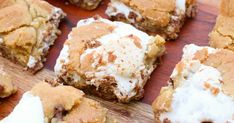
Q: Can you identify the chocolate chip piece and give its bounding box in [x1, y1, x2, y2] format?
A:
[128, 11, 138, 20]
[53, 105, 67, 121]
[163, 118, 171, 123]
[115, 13, 126, 20]
[0, 85, 4, 94]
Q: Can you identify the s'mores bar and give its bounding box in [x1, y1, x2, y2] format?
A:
[209, 0, 234, 51]
[55, 16, 166, 103]
[0, 0, 65, 73]
[105, 0, 197, 40]
[0, 68, 17, 98]
[152, 44, 234, 123]
[0, 81, 109, 123]
[68, 0, 102, 10]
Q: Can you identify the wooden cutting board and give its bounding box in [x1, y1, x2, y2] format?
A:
[0, 0, 219, 122]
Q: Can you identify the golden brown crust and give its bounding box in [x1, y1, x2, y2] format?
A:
[194, 49, 234, 97]
[66, 22, 114, 75]
[152, 47, 234, 122]
[121, 0, 175, 27]
[3, 27, 37, 65]
[30, 81, 111, 123]
[209, 15, 234, 50]
[0, 3, 32, 33]
[64, 98, 108, 123]
[31, 82, 84, 121]
[0, 0, 15, 8]
[68, 0, 102, 10]
[0, 68, 17, 98]
[107, 0, 197, 40]
[152, 86, 173, 122]
[0, 0, 65, 72]
[209, 0, 234, 51]
[220, 0, 234, 17]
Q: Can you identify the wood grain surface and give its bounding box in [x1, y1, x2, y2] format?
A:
[0, 0, 219, 122]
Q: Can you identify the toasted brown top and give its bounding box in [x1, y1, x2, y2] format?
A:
[220, 0, 234, 17]
[121, 0, 175, 12]
[209, 0, 234, 51]
[0, 69, 17, 98]
[31, 82, 84, 120]
[0, 0, 54, 33]
[209, 15, 234, 50]
[66, 22, 114, 74]
[64, 98, 108, 123]
[120, 0, 175, 27]
[120, 0, 195, 27]
[0, 0, 62, 66]
[194, 49, 234, 97]
[152, 86, 173, 120]
[0, 0, 15, 8]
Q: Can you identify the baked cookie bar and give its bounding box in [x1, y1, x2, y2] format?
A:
[0, 68, 17, 98]
[0, 0, 65, 73]
[152, 44, 234, 123]
[68, 0, 102, 10]
[1, 81, 109, 123]
[55, 16, 166, 103]
[209, 0, 234, 51]
[105, 0, 197, 40]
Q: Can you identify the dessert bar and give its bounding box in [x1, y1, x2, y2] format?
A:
[152, 44, 234, 123]
[209, 0, 234, 51]
[106, 0, 197, 40]
[55, 16, 166, 102]
[1, 81, 108, 123]
[0, 0, 65, 73]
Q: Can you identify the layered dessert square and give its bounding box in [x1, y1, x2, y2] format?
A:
[105, 0, 197, 40]
[152, 44, 234, 123]
[0, 68, 17, 98]
[68, 0, 102, 10]
[0, 0, 65, 73]
[55, 16, 166, 103]
[209, 0, 234, 51]
[1, 81, 108, 123]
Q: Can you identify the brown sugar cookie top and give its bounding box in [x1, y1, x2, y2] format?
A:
[31, 82, 84, 121]
[64, 98, 108, 123]
[0, 68, 17, 98]
[66, 22, 114, 74]
[120, 0, 176, 27]
[220, 0, 234, 17]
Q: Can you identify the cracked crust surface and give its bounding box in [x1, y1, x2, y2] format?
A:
[152, 45, 234, 123]
[106, 0, 197, 40]
[31, 82, 84, 121]
[209, 0, 234, 51]
[0, 68, 17, 98]
[63, 98, 108, 123]
[55, 16, 165, 103]
[31, 82, 109, 123]
[0, 0, 65, 73]
[68, 0, 102, 10]
[2, 81, 110, 123]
